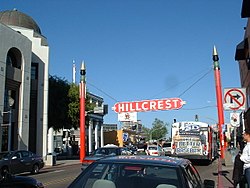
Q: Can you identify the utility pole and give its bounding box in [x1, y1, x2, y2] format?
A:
[213, 46, 225, 159]
[79, 61, 86, 162]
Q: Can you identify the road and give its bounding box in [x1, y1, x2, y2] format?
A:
[193, 158, 234, 188]
[25, 158, 234, 188]
[29, 163, 81, 188]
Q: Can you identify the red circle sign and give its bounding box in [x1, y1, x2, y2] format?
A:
[224, 88, 245, 110]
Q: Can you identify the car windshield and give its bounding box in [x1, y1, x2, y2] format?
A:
[92, 148, 118, 156]
[162, 143, 171, 147]
[0, 152, 13, 159]
[148, 146, 157, 150]
[71, 162, 181, 188]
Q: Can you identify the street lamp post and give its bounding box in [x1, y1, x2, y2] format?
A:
[8, 96, 14, 152]
[79, 62, 86, 162]
[213, 46, 225, 159]
[7, 108, 12, 152]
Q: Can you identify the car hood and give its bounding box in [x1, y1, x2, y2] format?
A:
[0, 159, 8, 164]
[83, 155, 107, 161]
[0, 175, 44, 187]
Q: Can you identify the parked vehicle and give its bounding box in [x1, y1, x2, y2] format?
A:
[82, 145, 132, 170]
[69, 155, 215, 188]
[0, 174, 44, 188]
[162, 142, 172, 156]
[0, 150, 44, 178]
[146, 145, 165, 156]
[126, 145, 138, 155]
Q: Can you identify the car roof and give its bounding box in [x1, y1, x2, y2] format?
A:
[103, 144, 118, 148]
[95, 155, 191, 167]
[147, 145, 158, 147]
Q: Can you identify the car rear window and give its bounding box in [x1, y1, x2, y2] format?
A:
[70, 162, 180, 188]
[163, 143, 171, 147]
[148, 146, 157, 150]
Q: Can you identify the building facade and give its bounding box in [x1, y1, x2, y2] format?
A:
[235, 1, 250, 130]
[0, 9, 49, 157]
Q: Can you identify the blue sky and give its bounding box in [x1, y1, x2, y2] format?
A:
[1, 1, 247, 130]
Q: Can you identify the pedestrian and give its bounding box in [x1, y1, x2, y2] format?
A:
[232, 150, 244, 188]
[240, 129, 250, 188]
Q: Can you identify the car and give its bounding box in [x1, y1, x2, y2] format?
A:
[146, 145, 165, 156]
[0, 173, 44, 188]
[162, 142, 172, 156]
[81, 145, 132, 170]
[0, 150, 44, 178]
[68, 155, 215, 188]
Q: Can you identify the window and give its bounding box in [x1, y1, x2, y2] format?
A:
[184, 165, 202, 188]
[21, 151, 30, 158]
[31, 63, 38, 80]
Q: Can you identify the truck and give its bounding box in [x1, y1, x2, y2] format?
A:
[171, 121, 218, 162]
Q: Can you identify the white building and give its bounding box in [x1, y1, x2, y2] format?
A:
[0, 9, 49, 158]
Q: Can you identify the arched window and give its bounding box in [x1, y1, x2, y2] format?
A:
[6, 48, 22, 69]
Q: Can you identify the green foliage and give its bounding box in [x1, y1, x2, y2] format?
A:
[48, 76, 94, 130]
[150, 118, 169, 140]
[141, 125, 151, 141]
[48, 75, 70, 131]
[68, 84, 95, 129]
[68, 84, 80, 129]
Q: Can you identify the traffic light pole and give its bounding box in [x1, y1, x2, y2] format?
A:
[80, 62, 86, 163]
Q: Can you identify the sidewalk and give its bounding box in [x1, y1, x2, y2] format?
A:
[44, 156, 81, 169]
[219, 148, 237, 188]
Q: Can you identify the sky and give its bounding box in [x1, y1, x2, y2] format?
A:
[1, 1, 247, 131]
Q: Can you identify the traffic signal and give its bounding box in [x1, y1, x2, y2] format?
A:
[195, 115, 199, 122]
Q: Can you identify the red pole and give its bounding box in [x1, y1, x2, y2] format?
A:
[213, 46, 225, 159]
[79, 62, 86, 163]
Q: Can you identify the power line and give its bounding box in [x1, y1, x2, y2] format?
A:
[87, 81, 119, 102]
[150, 66, 213, 99]
[178, 68, 212, 97]
[181, 105, 217, 110]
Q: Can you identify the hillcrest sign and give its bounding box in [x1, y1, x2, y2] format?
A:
[113, 98, 186, 113]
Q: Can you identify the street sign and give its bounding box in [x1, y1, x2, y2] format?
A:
[113, 98, 186, 113]
[118, 112, 137, 122]
[123, 133, 129, 142]
[230, 112, 240, 127]
[224, 88, 246, 111]
[94, 106, 103, 114]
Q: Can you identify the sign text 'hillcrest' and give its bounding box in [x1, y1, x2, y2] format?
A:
[113, 98, 186, 113]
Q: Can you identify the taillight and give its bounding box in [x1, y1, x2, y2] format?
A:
[172, 144, 176, 149]
[203, 145, 207, 151]
[152, 151, 158, 154]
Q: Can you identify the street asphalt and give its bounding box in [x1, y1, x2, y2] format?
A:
[44, 151, 237, 188]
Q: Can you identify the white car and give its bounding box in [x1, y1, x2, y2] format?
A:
[146, 145, 165, 156]
[162, 142, 172, 156]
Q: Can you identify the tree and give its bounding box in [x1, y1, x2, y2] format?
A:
[68, 84, 79, 129]
[141, 125, 151, 141]
[48, 76, 94, 131]
[68, 84, 95, 129]
[150, 118, 168, 140]
[48, 75, 70, 131]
